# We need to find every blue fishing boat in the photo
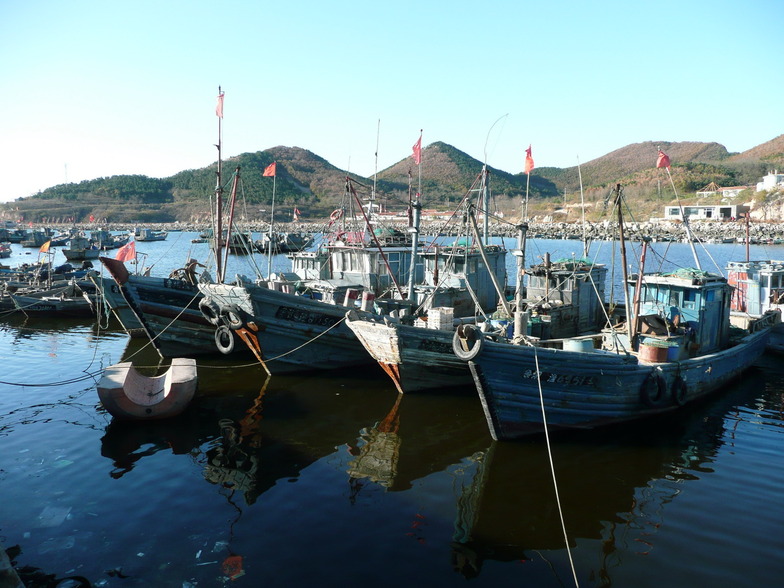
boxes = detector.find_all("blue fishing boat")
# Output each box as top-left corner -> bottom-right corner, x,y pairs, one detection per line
453,185 -> 779,440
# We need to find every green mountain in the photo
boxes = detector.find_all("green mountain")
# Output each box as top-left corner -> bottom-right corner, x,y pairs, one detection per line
4,135 -> 783,224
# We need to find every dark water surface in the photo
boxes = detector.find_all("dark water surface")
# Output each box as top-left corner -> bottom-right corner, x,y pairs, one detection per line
2,233 -> 784,586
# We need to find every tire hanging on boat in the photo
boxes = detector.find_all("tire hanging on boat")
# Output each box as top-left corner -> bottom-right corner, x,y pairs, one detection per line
221,304 -> 245,330
452,324 -> 485,361
215,325 -> 235,354
671,375 -> 688,406
640,370 -> 667,407
200,298 -> 222,326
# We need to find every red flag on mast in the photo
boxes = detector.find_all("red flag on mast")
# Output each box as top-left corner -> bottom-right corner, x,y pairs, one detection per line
263,162 -> 276,177
656,149 -> 671,169
293,207 -> 301,221
115,240 -> 136,262
524,145 -> 535,174
216,90 -> 224,119
412,134 -> 422,165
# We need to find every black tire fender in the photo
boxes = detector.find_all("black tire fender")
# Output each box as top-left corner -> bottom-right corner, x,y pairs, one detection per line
640,370 -> 667,407
215,325 -> 235,354
671,375 -> 688,406
221,304 -> 245,330
452,324 -> 485,361
199,298 -> 221,326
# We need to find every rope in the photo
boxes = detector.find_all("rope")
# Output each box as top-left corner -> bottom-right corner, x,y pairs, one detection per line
532,345 -> 580,587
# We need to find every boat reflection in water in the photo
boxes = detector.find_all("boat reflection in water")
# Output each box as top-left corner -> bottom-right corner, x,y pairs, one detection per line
96,349 -> 780,584
447,366 -> 775,581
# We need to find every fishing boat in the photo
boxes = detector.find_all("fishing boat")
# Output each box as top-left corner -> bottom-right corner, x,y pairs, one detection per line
5,280 -> 96,317
97,358 -> 198,419
452,184 -> 778,440
135,228 -> 168,242
254,231 -> 313,254
346,251 -> 609,394
0,243 -> 10,259
62,235 -> 100,262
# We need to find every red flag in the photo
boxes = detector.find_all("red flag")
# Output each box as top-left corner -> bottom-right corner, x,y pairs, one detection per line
263,162 -> 276,177
524,145 -> 535,174
412,134 -> 422,165
115,240 -> 136,262
216,90 -> 224,118
39,240 -> 51,253
293,207 -> 301,221
656,149 -> 671,169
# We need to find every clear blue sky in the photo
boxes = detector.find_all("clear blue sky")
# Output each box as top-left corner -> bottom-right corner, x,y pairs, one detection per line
1,0 -> 781,203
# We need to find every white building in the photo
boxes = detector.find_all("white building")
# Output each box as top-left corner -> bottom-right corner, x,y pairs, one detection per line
663,204 -> 748,221
756,170 -> 784,192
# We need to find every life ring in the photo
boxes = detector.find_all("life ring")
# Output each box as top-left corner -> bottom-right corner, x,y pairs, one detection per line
330,209 -> 343,222
221,304 -> 245,330
215,325 -> 235,354
671,376 -> 688,406
640,371 -> 667,407
199,298 -> 222,326
452,324 -> 485,361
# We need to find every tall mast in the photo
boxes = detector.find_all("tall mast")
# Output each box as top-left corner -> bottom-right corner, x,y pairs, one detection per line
614,183 -> 633,347
214,86 -> 225,283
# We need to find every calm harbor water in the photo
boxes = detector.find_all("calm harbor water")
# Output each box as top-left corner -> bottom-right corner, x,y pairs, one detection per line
1,231 -> 784,586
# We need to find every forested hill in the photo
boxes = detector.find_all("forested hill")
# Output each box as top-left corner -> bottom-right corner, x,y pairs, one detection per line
4,135 -> 783,224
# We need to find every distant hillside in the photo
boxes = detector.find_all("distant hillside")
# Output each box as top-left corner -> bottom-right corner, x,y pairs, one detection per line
3,135 -> 783,224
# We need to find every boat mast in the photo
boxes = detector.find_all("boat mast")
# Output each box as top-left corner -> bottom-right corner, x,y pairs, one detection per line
406,174 -> 421,300
214,86 -> 225,283
614,183 -> 634,346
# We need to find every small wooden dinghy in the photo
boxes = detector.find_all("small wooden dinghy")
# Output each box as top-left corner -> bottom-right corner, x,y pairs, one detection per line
97,358 -> 197,419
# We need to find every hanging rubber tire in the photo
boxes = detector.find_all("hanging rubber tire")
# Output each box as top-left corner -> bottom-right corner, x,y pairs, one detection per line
640,371 -> 667,407
215,325 -> 235,355
199,298 -> 222,326
671,376 -> 688,406
221,304 -> 245,330
452,324 -> 485,361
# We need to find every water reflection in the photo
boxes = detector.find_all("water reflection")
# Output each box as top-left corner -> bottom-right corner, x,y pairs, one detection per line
447,364 -> 777,581
90,352 -> 784,584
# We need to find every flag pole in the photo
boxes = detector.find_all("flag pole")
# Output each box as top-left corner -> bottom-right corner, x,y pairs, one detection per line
659,148 -> 701,270
267,164 -> 277,279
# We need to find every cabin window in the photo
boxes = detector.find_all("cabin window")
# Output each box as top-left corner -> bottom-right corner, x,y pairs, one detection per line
762,275 -> 770,289
669,290 -> 681,307
706,290 -> 715,302
683,289 -> 697,310
773,275 -> 782,289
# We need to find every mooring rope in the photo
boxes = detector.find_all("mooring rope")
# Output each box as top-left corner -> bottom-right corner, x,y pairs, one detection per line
532,344 -> 580,587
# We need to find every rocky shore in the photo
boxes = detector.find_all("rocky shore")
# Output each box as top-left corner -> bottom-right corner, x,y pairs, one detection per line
34,217 -> 784,245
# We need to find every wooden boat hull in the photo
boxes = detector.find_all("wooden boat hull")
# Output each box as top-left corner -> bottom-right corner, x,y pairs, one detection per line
462,328 -> 771,440
197,282 -> 375,372
100,256 -> 213,356
89,273 -> 146,337
97,358 -> 197,419
345,311 -> 472,393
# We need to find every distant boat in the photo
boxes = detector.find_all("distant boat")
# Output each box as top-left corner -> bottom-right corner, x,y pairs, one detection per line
62,235 -> 100,262
135,228 -> 168,242
97,358 -> 198,419
0,243 -> 10,259
5,280 -> 95,317
254,231 -> 313,254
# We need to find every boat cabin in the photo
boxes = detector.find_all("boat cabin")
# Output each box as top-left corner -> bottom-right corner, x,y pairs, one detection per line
726,260 -> 784,316
625,269 -> 731,358
523,258 -> 608,339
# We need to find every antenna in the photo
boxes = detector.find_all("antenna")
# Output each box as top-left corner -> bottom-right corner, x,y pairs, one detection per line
483,113 -> 509,164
